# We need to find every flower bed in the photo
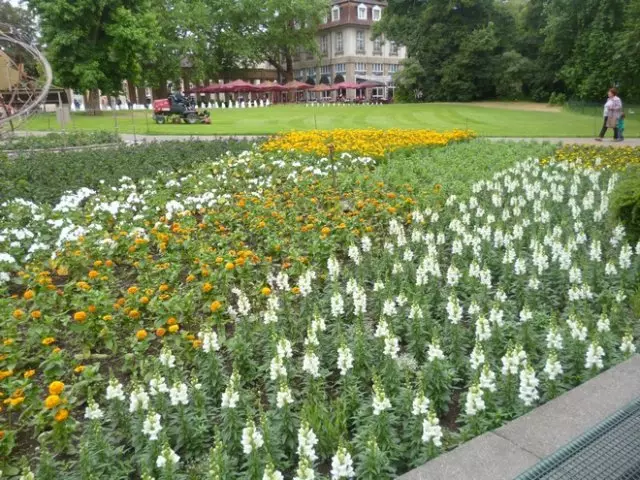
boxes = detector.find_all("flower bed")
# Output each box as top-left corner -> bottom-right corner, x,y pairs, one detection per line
0,146 -> 638,479
261,128 -> 476,158
1,131 -> 121,151
544,145 -> 640,170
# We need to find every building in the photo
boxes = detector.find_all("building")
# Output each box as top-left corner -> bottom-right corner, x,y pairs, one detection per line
292,0 -> 406,99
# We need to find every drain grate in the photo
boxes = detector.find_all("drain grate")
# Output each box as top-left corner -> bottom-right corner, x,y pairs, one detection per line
516,397 -> 640,480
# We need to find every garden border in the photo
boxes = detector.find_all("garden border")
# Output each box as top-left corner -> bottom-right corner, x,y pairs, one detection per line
1,142 -> 123,157
397,354 -> 640,480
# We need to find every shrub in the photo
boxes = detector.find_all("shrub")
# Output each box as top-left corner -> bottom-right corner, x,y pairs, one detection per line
1,131 -> 121,150
610,166 -> 640,244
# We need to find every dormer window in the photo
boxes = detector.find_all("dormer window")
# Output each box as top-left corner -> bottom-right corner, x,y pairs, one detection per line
331,5 -> 340,21
372,5 -> 382,21
357,3 -> 367,20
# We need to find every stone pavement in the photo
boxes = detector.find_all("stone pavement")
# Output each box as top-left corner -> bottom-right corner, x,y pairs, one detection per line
398,355 -> 640,480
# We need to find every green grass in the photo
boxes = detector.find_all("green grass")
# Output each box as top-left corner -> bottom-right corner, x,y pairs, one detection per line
22,103 -> 640,137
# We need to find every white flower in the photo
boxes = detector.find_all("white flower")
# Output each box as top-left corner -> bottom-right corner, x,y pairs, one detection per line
383,335 -> 399,359
297,421 -> 319,461
299,270 -> 316,297
347,244 -> 361,265
567,316 -> 587,342
475,316 -> 491,341
129,386 -> 150,413
620,334 -> 636,355
375,319 -> 390,338
198,329 -> 220,353
585,342 -> 605,370
159,348 -> 176,368
470,343 -> 485,370
263,309 -> 278,325
294,458 -> 315,480
464,384 -> 486,416
501,346 -> 526,377
361,235 -> 372,252
605,261 -> 618,276
427,341 -> 445,362
106,379 -> 125,401
518,364 -> 540,407
277,338 -> 293,359
331,292 -> 345,318
270,355 -> 288,381
412,392 -> 431,416
142,411 -> 162,441
84,401 -> 104,420
382,299 -> 397,317
276,383 -> 294,408
169,382 -> 189,406
544,353 -> 563,381
489,307 -> 504,327
302,351 -> 321,378
221,372 -> 240,409
479,365 -> 497,393
19,469 -> 35,480
373,281 -> 385,292
337,345 -> 354,376
232,287 -> 252,316
328,256 -> 341,282
241,420 -> 264,455
263,466 -> 284,480
619,244 -> 633,269
446,295 -> 463,325
519,307 -> 533,323
331,446 -> 355,479
149,376 -> 169,396
372,383 -> 391,415
596,315 -> 610,333
546,326 -> 564,350
156,445 -> 180,469
446,264 -> 461,286
422,410 -> 443,447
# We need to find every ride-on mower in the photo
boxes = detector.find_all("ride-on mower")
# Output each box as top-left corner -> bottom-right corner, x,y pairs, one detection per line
152,94 -> 210,124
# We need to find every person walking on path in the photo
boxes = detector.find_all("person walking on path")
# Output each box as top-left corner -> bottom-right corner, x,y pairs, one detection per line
617,113 -> 625,141
596,87 -> 622,141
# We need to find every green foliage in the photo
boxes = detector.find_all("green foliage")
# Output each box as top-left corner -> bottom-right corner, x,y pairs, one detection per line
1,132 -> 121,151
610,166 -> 640,244
26,0 -> 159,96
0,139 -> 258,204
549,92 -> 567,106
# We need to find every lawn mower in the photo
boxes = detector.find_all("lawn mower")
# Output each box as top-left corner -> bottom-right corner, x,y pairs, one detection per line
152,95 -> 210,124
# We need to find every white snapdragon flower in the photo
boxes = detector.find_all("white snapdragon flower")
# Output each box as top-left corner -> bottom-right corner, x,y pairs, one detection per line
241,420 -> 264,455
446,264 -> 461,286
302,350 -> 321,378
361,235 -> 372,252
544,352 -> 563,381
293,458 -> 315,480
470,343 -> 485,371
446,294 -> 463,325
546,326 -> 564,350
129,386 -> 150,413
411,392 -> 430,416
567,316 -> 587,342
479,365 -> 497,392
331,446 -> 355,479
169,382 -> 189,406
422,410 -> 443,447
347,245 -> 361,265
277,338 -> 293,359
518,364 -> 540,407
331,292 -> 345,318
372,382 -> 392,415
221,372 -> 240,409
519,307 -> 533,323
585,342 -> 605,370
198,329 -> 220,353
337,345 -> 354,376
263,465 -> 284,480
149,376 -> 169,396
596,314 -> 610,333
475,316 -> 491,341
374,319 -> 390,338
270,355 -> 287,381
382,299 -> 397,317
427,341 -> 445,362
327,256 -> 341,282
620,334 -> 636,355
106,379 -> 125,401
156,445 -> 180,469
297,421 -> 319,461
276,382 -> 294,408
604,261 -> 618,276
142,411 -> 162,441
489,307 -> 504,327
84,401 -> 104,420
383,335 -> 399,359
464,384 -> 486,416
159,348 -> 176,369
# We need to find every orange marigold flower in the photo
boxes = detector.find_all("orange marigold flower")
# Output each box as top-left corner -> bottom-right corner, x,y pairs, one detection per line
9,397 -> 24,407
48,381 -> 64,395
105,260 -> 114,267
261,287 -> 271,296
128,309 -> 141,319
156,327 -> 166,337
93,260 -> 103,268
159,284 -> 170,292
135,329 -> 148,341
167,317 -> 178,326
127,286 -> 138,295
215,257 -> 224,264
186,274 -> 195,283
192,340 -> 202,349
0,370 -> 13,380
210,300 -> 222,313
140,296 -> 150,305
55,408 -> 69,422
24,369 -> 36,378
42,337 -> 55,346
291,287 -> 301,295
102,314 -> 113,321
88,270 -> 99,279
44,394 -> 61,409
52,347 -> 62,354
168,325 -> 180,334
23,290 -> 35,300
88,305 -> 97,313
31,310 -> 42,319
74,365 -> 85,374
73,311 -> 87,322
225,262 -> 235,271
12,309 -> 24,319
202,283 -> 213,293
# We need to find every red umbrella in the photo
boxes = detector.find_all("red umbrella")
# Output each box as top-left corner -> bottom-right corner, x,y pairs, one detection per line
255,81 -> 286,92
357,81 -> 383,89
283,80 -> 313,91
220,79 -> 259,93
333,82 -> 361,90
199,84 -> 226,94
310,84 -> 333,92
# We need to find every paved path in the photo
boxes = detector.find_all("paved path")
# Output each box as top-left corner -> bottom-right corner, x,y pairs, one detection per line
11,130 -> 640,146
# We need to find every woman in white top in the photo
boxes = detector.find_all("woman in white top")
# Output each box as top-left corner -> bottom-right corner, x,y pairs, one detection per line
596,87 -> 622,141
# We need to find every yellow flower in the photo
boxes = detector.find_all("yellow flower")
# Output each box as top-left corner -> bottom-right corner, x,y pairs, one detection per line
88,270 -> 99,279
261,287 -> 272,296
168,325 -> 180,334
42,337 -> 55,345
74,365 -> 85,374
202,283 -> 213,293
136,329 -> 148,341
74,311 -> 87,322
24,369 -> 36,378
48,381 -> 64,395
156,327 -> 167,337
44,394 -> 61,409
127,286 -> 138,295
23,289 -> 35,300
12,309 -> 24,319
31,310 -> 42,319
225,262 -> 235,271
55,408 -> 69,422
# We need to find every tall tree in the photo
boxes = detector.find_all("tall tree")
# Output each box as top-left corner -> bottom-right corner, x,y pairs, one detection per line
0,1 -> 40,75
27,0 -> 159,112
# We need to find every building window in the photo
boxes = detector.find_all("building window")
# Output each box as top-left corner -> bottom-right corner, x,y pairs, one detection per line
320,65 -> 331,75
335,63 -> 346,74
355,62 -> 366,73
372,5 -> 382,21
331,5 -> 340,21
389,64 -> 399,73
357,3 -> 367,20
335,32 -> 343,54
321,35 -> 328,54
356,30 -> 365,53
373,63 -> 384,75
390,41 -> 398,56
373,37 -> 382,55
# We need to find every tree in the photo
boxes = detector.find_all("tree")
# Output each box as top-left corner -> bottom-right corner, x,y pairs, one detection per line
0,1 -> 40,75
27,0 -> 159,113
240,0 -> 330,82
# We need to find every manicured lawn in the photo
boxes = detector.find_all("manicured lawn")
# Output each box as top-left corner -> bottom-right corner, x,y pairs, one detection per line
22,102 -> 640,137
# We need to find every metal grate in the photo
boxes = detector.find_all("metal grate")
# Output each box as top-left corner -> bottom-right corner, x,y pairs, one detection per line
517,397 -> 640,480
